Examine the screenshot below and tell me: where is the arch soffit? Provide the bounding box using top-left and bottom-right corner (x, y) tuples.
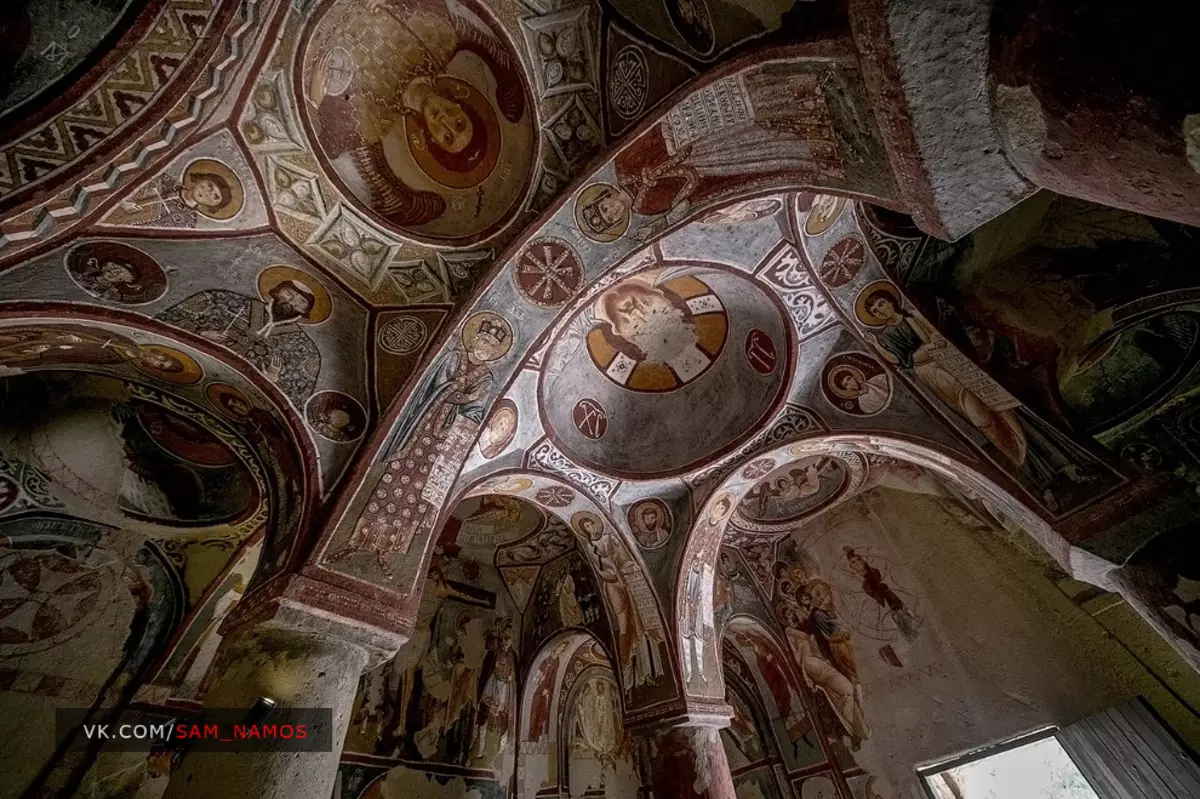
(519, 629), (617, 742)
(0, 303), (319, 580)
(672, 430), (1065, 700)
(457, 469), (683, 716)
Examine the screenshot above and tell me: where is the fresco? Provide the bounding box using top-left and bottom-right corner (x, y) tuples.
(157, 265), (330, 409)
(0, 372), (260, 528)
(609, 59), (891, 240)
(64, 241), (168, 306)
(0, 0), (139, 118)
(524, 550), (610, 657)
(0, 515), (181, 798)
(326, 312), (513, 583)
(607, 0), (797, 61)
(98, 131), (268, 232)
(539, 265), (790, 477)
(302, 0), (536, 243)
(564, 669), (640, 799)
(852, 277), (1122, 514)
(342, 513), (520, 790)
(738, 456), (848, 524)
(628, 498), (672, 549)
(902, 193), (1200, 502)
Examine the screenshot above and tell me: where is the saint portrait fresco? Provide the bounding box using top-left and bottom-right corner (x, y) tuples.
(740, 457), (848, 523)
(587, 271), (728, 392)
(157, 265), (329, 408)
(804, 194), (846, 235)
(104, 159), (246, 229)
(822, 352), (892, 417)
(575, 182), (633, 243)
(0, 325), (201, 386)
(613, 62), (847, 229)
(477, 399), (518, 459)
(303, 0), (536, 243)
(306, 391), (368, 443)
(64, 241), (168, 305)
(328, 311), (512, 580)
(627, 498), (672, 549)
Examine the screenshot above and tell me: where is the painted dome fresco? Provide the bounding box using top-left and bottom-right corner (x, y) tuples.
(539, 264), (791, 478)
(735, 454), (850, 526)
(299, 0), (537, 243)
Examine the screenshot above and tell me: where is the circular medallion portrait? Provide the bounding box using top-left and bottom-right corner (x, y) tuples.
(302, 0), (537, 243)
(206, 382), (256, 421)
(587, 271), (729, 392)
(180, 159), (245, 221)
(664, 0), (715, 56)
(478, 399), (518, 459)
(65, 241), (167, 305)
(306, 391), (367, 443)
(131, 345), (203, 385)
(575, 182), (632, 243)
(804, 194), (846, 236)
(460, 311), (514, 363)
(570, 510), (605, 540)
(822, 352), (892, 416)
(628, 498), (672, 549)
(854, 280), (905, 328)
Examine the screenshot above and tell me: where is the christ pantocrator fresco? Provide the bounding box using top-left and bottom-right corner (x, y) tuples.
(304, 0), (535, 243)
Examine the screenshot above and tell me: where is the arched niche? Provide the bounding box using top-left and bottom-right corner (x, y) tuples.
(0, 309), (317, 586)
(455, 471), (681, 718)
(516, 631), (642, 799)
(0, 514), (183, 797)
(675, 431), (1062, 704)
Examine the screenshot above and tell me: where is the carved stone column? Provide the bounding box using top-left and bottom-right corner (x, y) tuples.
(163, 575), (406, 799)
(641, 723), (737, 799)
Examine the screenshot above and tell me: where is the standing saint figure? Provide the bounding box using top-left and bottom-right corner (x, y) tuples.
(577, 516), (660, 694)
(615, 65), (844, 227)
(861, 285), (1027, 467)
(527, 640), (569, 742)
(472, 619), (517, 768)
(556, 572), (585, 628)
(331, 312), (511, 577)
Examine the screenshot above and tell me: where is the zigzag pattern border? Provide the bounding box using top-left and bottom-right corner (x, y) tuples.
(0, 0), (268, 258)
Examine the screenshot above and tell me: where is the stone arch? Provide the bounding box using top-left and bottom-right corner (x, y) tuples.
(306, 40), (907, 716)
(517, 630), (626, 798)
(673, 430), (1076, 703)
(0, 302), (317, 585)
(455, 470), (682, 718)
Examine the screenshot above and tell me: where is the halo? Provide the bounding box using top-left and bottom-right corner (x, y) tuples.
(804, 194), (846, 236)
(206, 382), (253, 418)
(571, 510), (604, 536)
(574, 182), (631, 243)
(181, 159), (245, 221)
(827, 364), (867, 399)
(855, 280), (903, 327)
(405, 76), (501, 190)
(257, 265), (332, 324)
(460, 311), (513, 362)
(708, 491), (735, 524)
(133, 344), (202, 385)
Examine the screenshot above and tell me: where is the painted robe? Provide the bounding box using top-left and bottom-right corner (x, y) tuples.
(157, 290), (320, 407)
(872, 310), (1027, 466)
(345, 349), (492, 574)
(615, 69), (843, 217)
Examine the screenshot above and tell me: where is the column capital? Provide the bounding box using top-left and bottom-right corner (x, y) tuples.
(625, 696), (734, 734)
(220, 572), (408, 668)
